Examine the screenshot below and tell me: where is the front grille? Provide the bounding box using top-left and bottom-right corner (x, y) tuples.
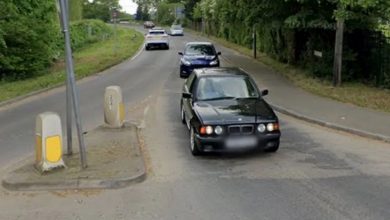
(228, 125), (254, 135)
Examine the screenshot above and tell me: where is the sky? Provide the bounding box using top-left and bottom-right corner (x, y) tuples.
(119, 0), (138, 14)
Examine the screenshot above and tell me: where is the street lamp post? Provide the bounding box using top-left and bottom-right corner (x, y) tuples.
(57, 0), (87, 169)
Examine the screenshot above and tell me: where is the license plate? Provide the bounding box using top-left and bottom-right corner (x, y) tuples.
(225, 137), (257, 148)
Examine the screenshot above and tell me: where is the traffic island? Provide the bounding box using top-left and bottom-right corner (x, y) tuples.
(2, 122), (146, 191)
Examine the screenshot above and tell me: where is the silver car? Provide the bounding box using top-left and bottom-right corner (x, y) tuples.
(145, 28), (170, 50)
(170, 25), (184, 36)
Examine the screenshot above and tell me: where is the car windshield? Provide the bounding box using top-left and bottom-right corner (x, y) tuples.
(172, 25), (182, 30)
(185, 44), (215, 56)
(196, 76), (259, 101)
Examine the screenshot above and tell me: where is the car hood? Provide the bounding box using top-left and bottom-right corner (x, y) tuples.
(183, 55), (216, 61)
(193, 99), (276, 125)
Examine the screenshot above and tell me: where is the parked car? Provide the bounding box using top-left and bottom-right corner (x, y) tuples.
(180, 67), (281, 156)
(178, 42), (221, 78)
(144, 21), (155, 29)
(145, 28), (170, 50)
(170, 24), (184, 36)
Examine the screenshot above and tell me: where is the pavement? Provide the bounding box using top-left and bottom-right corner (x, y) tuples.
(187, 31), (390, 143)
(2, 123), (146, 191)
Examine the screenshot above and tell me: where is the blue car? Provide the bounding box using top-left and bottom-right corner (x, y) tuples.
(179, 42), (221, 78)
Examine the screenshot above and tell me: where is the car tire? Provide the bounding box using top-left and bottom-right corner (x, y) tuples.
(264, 142), (279, 153)
(190, 127), (201, 156)
(145, 45), (149, 51)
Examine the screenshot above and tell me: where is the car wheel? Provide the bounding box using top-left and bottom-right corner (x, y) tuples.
(190, 127), (201, 156)
(145, 45), (149, 51)
(180, 104), (186, 124)
(264, 142), (279, 153)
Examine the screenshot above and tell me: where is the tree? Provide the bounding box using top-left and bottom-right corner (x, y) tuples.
(0, 0), (59, 80)
(70, 0), (83, 21)
(83, 0), (119, 22)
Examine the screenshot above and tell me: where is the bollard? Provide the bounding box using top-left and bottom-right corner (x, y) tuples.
(35, 112), (65, 173)
(104, 86), (125, 128)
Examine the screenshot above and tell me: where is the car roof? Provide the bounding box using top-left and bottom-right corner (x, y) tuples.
(185, 42), (213, 46)
(193, 67), (250, 77)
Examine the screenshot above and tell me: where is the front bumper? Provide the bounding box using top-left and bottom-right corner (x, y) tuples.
(171, 31), (184, 36)
(194, 132), (280, 153)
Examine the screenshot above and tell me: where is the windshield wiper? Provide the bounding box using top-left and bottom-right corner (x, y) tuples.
(200, 96), (236, 101)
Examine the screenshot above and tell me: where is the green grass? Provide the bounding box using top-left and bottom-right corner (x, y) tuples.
(187, 29), (390, 113)
(0, 27), (144, 103)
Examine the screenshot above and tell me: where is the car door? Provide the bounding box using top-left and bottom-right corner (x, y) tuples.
(182, 73), (196, 127)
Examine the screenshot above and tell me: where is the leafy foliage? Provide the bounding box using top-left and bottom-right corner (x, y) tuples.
(69, 19), (113, 50)
(70, 0), (83, 21)
(0, 0), (59, 80)
(184, 0), (390, 87)
(0, 0), (113, 81)
(83, 0), (119, 22)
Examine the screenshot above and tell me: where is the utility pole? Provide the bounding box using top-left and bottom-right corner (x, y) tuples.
(112, 7), (118, 53)
(62, 0), (72, 156)
(333, 18), (344, 87)
(58, 0), (87, 168)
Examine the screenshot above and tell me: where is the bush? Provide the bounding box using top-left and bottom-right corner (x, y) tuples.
(68, 19), (113, 51)
(0, 0), (59, 80)
(0, 0), (112, 82)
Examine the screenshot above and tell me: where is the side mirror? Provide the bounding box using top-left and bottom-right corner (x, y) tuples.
(261, 89), (269, 96)
(182, 92), (192, 99)
(217, 51), (222, 55)
(178, 52), (183, 56)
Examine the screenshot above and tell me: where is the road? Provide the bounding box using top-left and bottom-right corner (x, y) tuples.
(1, 26), (390, 219)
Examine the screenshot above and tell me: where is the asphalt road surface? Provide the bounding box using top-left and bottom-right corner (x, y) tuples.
(0, 26), (390, 220)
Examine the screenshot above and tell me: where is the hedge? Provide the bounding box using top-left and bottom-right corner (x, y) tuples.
(0, 0), (113, 81)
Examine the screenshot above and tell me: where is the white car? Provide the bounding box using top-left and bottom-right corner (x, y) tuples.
(170, 25), (184, 36)
(145, 28), (170, 50)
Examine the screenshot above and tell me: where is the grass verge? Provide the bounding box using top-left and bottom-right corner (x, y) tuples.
(0, 27), (144, 103)
(187, 29), (390, 113)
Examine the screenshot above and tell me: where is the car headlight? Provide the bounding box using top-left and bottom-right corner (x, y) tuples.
(214, 126), (223, 135)
(266, 123), (279, 132)
(210, 60), (218, 65)
(200, 125), (214, 135)
(181, 58), (191, 66)
(257, 124), (266, 133)
(206, 126), (213, 135)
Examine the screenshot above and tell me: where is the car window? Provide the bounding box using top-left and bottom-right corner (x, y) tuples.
(196, 76), (258, 100)
(185, 73), (196, 91)
(185, 45), (216, 56)
(172, 25), (182, 30)
(149, 31), (165, 35)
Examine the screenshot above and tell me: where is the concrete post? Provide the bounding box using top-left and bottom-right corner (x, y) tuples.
(104, 86), (125, 128)
(35, 112), (65, 173)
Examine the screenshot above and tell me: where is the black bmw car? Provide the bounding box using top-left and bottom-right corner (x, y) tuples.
(179, 42), (221, 78)
(180, 67), (281, 155)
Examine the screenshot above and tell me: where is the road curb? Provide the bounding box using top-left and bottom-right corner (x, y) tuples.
(270, 103), (390, 144)
(2, 166), (146, 191)
(1, 124), (147, 191)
